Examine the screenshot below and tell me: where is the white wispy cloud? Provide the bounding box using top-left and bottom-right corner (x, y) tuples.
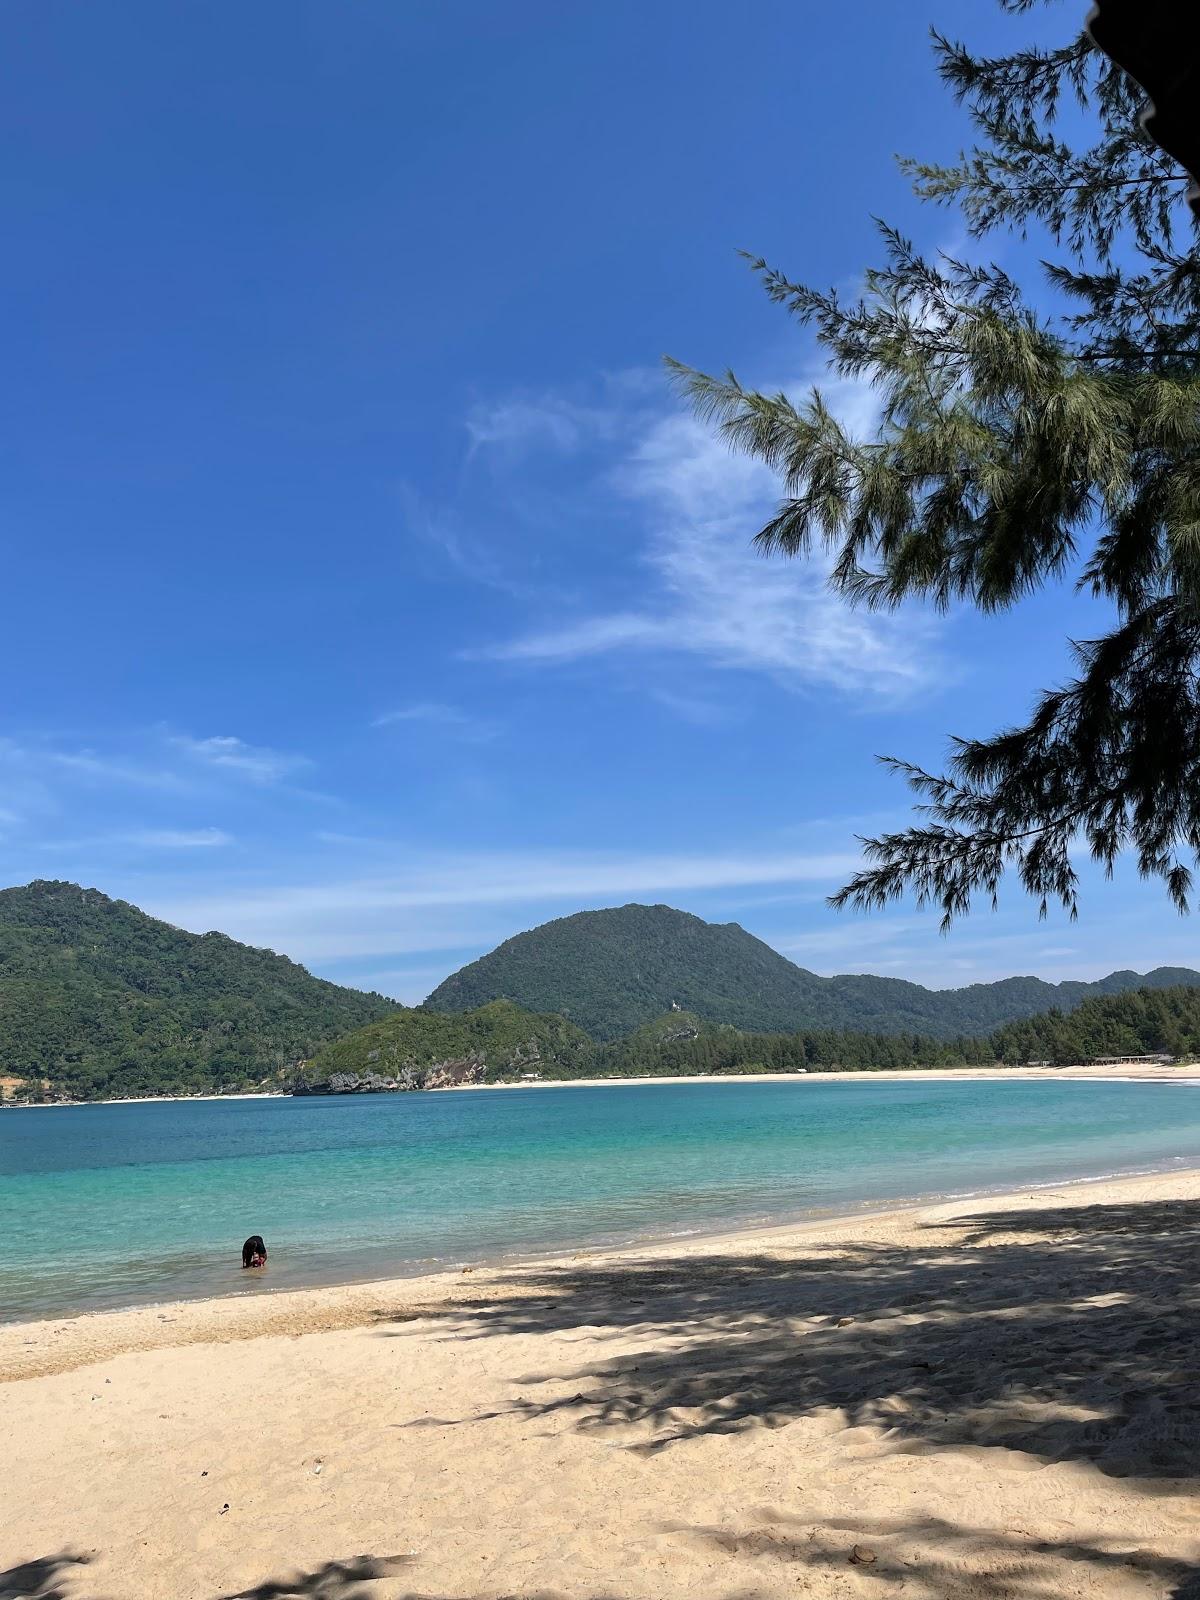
(469, 375), (944, 701)
(32, 825), (234, 854)
(0, 735), (187, 796)
(139, 850), (1165, 995)
(465, 385), (638, 458)
(147, 844), (862, 966)
(779, 916), (1151, 987)
(401, 484), (537, 601)
(774, 916), (934, 962)
(467, 396), (588, 455)
(372, 702), (499, 741)
(131, 827), (232, 849)
(171, 734), (309, 785)
(46, 749), (186, 790)
(648, 687), (731, 726)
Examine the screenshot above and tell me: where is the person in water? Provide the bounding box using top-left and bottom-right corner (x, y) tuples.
(241, 1235), (267, 1269)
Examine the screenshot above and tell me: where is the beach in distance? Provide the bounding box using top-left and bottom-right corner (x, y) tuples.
(3, 1166), (1200, 1600)
(455, 1061), (1200, 1088)
(6, 1059), (1197, 1108)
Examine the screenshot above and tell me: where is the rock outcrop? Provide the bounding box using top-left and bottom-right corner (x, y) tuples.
(296, 1054), (489, 1095)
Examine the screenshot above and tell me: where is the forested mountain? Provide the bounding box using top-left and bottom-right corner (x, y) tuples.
(425, 904), (1199, 1041)
(426, 904), (831, 1040)
(302, 999), (593, 1089)
(4, 885), (1197, 1102)
(0, 880), (394, 1098)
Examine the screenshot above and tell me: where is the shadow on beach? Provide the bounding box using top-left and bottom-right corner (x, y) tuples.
(376, 1196), (1200, 1484)
(215, 1555), (413, 1600)
(662, 1514), (1200, 1599)
(0, 1553), (91, 1600)
(6, 1546), (1200, 1600)
(381, 1195), (1200, 1594)
(9, 1199), (1200, 1600)
(218, 1565), (634, 1600)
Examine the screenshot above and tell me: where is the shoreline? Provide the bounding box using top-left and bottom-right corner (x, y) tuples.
(6, 1140), (1200, 1333)
(6, 1165), (1200, 1599)
(447, 1061), (1200, 1089)
(5, 1161), (1199, 1378)
(6, 1061), (1199, 1109)
(0, 1089), (292, 1109)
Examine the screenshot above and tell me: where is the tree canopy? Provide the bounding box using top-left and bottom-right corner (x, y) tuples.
(671, 0), (1200, 927)
(586, 986), (1200, 1077)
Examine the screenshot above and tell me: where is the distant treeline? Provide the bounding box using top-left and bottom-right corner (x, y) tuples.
(990, 984), (1200, 1066)
(565, 986), (1200, 1080)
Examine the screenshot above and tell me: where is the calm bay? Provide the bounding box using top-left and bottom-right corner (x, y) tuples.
(4, 1075), (1200, 1321)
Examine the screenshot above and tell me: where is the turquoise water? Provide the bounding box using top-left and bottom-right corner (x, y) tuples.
(3, 1077), (1200, 1322)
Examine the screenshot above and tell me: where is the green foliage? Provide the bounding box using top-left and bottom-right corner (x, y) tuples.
(307, 986), (1200, 1089)
(672, 2), (1200, 926)
(304, 999), (593, 1085)
(0, 881), (394, 1099)
(424, 902), (1197, 1041)
(989, 984), (1200, 1065)
(576, 985), (1200, 1078)
(590, 1015), (987, 1076)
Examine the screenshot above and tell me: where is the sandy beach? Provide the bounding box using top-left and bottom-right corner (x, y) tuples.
(4, 1169), (1200, 1600)
(447, 1063), (1200, 1090)
(7, 1062), (1197, 1110)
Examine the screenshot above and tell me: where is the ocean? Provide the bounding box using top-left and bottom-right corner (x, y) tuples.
(3, 1075), (1200, 1322)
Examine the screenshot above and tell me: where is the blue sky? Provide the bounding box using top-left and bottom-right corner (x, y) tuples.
(3, 1), (1195, 1001)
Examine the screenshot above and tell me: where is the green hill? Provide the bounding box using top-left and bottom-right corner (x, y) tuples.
(303, 998), (593, 1088)
(424, 903), (1200, 1041)
(0, 880), (395, 1099)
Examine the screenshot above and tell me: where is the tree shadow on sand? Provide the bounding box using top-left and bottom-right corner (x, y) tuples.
(210, 1535), (1200, 1600)
(216, 1556), (413, 1600)
(665, 1510), (1200, 1599)
(0, 1554), (91, 1600)
(218, 1567), (636, 1600)
(379, 1197), (1200, 1483)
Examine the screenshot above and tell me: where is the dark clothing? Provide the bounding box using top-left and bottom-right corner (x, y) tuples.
(241, 1234), (268, 1269)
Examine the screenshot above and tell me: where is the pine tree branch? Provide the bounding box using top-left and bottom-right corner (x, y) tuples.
(673, 3), (1200, 927)
(1049, 173), (1190, 191)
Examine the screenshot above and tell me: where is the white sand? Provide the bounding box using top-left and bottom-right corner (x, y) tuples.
(448, 1062), (1200, 1089)
(4, 1168), (1200, 1599)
